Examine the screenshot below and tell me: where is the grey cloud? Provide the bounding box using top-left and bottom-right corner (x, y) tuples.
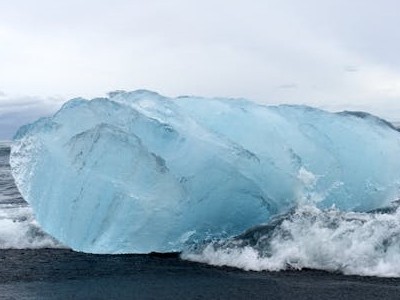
(0, 99), (41, 110)
(1, 0), (400, 123)
(278, 84), (298, 89)
(344, 66), (359, 73)
(0, 96), (61, 140)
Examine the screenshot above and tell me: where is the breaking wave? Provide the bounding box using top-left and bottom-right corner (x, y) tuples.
(182, 203), (400, 277)
(0, 205), (62, 249)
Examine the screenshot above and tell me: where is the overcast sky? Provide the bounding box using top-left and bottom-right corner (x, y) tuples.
(1, 0), (400, 139)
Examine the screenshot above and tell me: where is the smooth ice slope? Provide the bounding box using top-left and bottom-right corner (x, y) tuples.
(10, 90), (400, 253)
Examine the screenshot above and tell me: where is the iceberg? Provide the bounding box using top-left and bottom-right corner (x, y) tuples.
(10, 90), (400, 253)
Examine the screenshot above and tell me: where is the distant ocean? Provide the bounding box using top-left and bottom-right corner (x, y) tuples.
(2, 141), (400, 299)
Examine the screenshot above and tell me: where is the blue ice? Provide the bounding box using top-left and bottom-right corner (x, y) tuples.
(10, 90), (400, 253)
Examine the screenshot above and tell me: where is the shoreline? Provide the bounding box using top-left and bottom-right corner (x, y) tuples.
(1, 248), (400, 299)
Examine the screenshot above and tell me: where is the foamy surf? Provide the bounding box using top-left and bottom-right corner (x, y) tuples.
(182, 204), (400, 277)
(0, 205), (61, 249)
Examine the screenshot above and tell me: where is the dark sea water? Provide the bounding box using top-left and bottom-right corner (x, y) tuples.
(3, 249), (400, 300)
(2, 142), (400, 299)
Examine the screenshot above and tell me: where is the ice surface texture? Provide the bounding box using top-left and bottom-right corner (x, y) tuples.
(10, 90), (400, 253)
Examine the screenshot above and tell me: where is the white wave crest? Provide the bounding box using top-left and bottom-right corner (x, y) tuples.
(182, 205), (400, 277)
(0, 205), (63, 249)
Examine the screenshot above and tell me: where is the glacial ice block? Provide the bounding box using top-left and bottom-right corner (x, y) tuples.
(10, 90), (400, 253)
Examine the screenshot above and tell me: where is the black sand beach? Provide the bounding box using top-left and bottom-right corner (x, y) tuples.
(1, 248), (400, 299)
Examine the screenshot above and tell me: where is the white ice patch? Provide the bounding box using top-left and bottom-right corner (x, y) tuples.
(296, 167), (322, 205)
(297, 167), (317, 187)
(182, 205), (400, 277)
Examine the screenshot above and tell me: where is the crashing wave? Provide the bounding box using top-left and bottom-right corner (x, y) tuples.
(0, 205), (62, 249)
(183, 203), (400, 277)
(10, 90), (400, 254)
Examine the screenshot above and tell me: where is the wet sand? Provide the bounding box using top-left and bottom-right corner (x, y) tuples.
(1, 249), (400, 299)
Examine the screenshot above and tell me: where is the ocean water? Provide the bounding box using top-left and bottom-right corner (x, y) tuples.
(2, 141), (400, 299)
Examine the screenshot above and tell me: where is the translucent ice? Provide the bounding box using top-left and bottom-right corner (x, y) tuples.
(10, 90), (400, 253)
